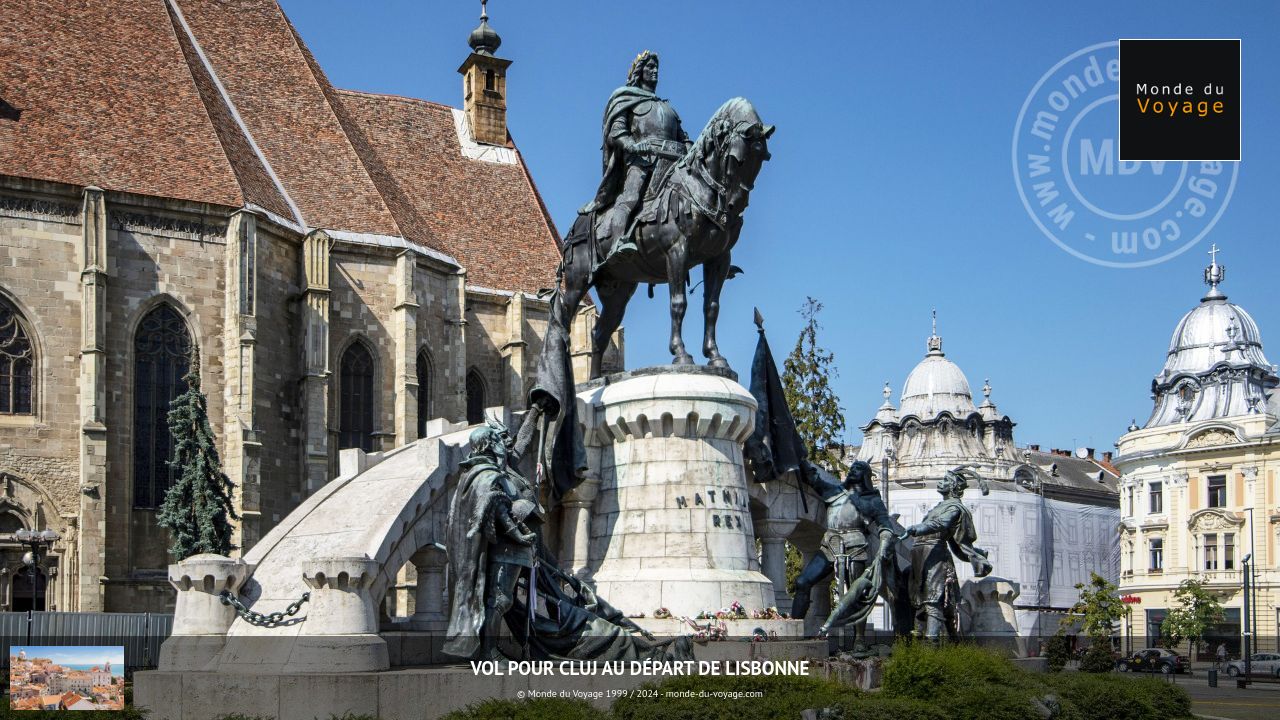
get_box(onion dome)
[468,0,501,56]
[1146,246,1277,427]
[899,314,977,419]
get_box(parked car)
[1224,653,1280,678]
[1115,648,1189,674]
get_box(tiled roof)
[334,90,561,293]
[0,0,561,294]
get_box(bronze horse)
[523,98,772,498]
[556,97,773,378]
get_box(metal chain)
[219,590,310,627]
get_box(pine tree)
[157,352,238,558]
[782,297,847,473]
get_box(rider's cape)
[582,85,659,214]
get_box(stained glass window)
[133,305,191,509]
[0,296,35,415]
[339,341,376,452]
[416,349,432,439]
[466,369,486,425]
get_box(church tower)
[458,0,511,146]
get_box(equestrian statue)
[521,50,774,500]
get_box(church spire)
[1202,243,1226,301]
[927,309,943,355]
[459,0,512,145]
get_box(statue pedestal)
[578,367,777,619]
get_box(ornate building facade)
[0,1,615,612]
[1116,252,1279,653]
[857,321,1120,638]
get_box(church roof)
[0,0,560,294]
[899,333,977,420]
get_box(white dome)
[1161,297,1269,380]
[1145,254,1278,427]
[899,336,977,419]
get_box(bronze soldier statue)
[900,466,993,643]
[444,418,542,661]
[791,461,897,650]
[584,50,692,265]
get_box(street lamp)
[1241,553,1252,685]
[14,527,59,643]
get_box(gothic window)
[416,349,432,439]
[133,305,191,509]
[0,511,24,534]
[1149,537,1164,572]
[1207,475,1227,507]
[0,295,35,415]
[1149,482,1163,514]
[339,341,376,452]
[466,369,486,425]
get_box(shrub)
[1047,674,1192,720]
[1078,642,1115,673]
[827,695,948,720]
[880,642,1051,720]
[610,672,860,720]
[440,698,608,720]
[1044,635,1072,673]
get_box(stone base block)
[284,635,390,673]
[158,635,226,672]
[592,567,775,619]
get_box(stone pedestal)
[160,554,253,671]
[962,575,1025,656]
[287,557,389,673]
[580,368,775,618]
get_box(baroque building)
[0,1,615,612]
[856,320,1120,639]
[1116,251,1279,653]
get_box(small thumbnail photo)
[8,646,126,711]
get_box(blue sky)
[279,1,1280,451]
[12,645,123,668]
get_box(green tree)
[782,297,847,473]
[157,353,239,558]
[1064,572,1131,639]
[1161,579,1224,660]
[1060,572,1130,672]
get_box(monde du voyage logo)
[1013,40,1240,268]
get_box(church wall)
[102,209,228,612]
[330,248,398,449]
[413,265,462,425]
[252,229,302,532]
[465,294,509,411]
[0,199,84,611]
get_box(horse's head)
[686,98,774,221]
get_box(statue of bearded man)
[583,50,692,265]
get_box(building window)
[1149,482,1163,514]
[1207,475,1227,507]
[416,349,432,439]
[1224,533,1234,570]
[485,69,496,92]
[338,341,375,452]
[1126,485,1134,516]
[133,305,191,509]
[1204,533,1218,570]
[1149,537,1164,572]
[0,295,35,415]
[0,512,24,534]
[465,369,486,425]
